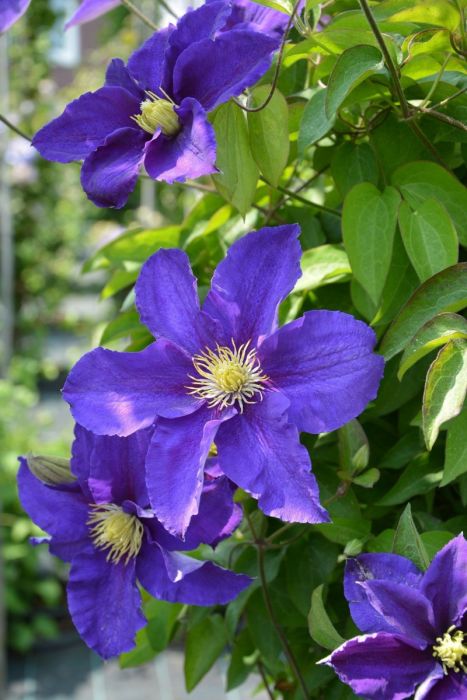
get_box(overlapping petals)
[33,1,277,207]
[0,0,31,33]
[64,224,384,535]
[17,427,250,658]
[321,535,467,700]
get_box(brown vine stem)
[413,106,467,134]
[234,0,302,114]
[260,177,341,217]
[121,0,158,30]
[244,509,311,700]
[257,660,275,700]
[0,113,31,141]
[358,0,451,170]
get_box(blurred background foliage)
[1,0,467,698]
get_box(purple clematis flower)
[32,1,277,208]
[320,535,467,699]
[0,0,31,32]
[63,224,384,536]
[17,425,250,659]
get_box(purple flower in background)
[17,426,250,658]
[0,0,31,32]
[32,1,277,208]
[65,0,120,28]
[63,224,384,536]
[320,535,467,699]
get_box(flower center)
[132,91,180,136]
[432,626,467,675]
[187,340,268,413]
[87,504,144,565]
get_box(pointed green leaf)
[423,339,467,450]
[441,407,467,485]
[378,455,442,505]
[338,419,369,477]
[398,313,467,380]
[298,89,334,154]
[398,199,458,282]
[294,244,351,292]
[392,504,430,571]
[353,468,380,488]
[392,161,467,245]
[342,184,400,304]
[325,45,383,117]
[184,614,228,691]
[247,85,290,187]
[308,585,345,651]
[331,142,379,197]
[380,264,467,359]
[212,102,259,216]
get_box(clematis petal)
[345,553,423,634]
[320,632,436,700]
[17,458,89,542]
[414,668,448,700]
[70,423,96,484]
[67,547,145,659]
[63,341,200,437]
[145,406,234,536]
[144,97,217,184]
[65,0,119,29]
[86,429,152,506]
[360,580,436,645]
[135,247,214,355]
[216,391,329,524]
[150,475,241,552]
[32,87,140,163]
[80,127,148,208]
[421,534,467,632]
[173,30,276,110]
[127,27,173,93]
[137,540,251,605]
[415,672,467,700]
[104,58,142,99]
[259,310,384,434]
[203,224,302,345]
[0,0,31,33]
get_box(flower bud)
[27,454,76,486]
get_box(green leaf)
[101,267,139,299]
[146,600,182,653]
[392,161,467,246]
[392,504,430,571]
[325,45,383,117]
[441,407,467,485]
[331,142,379,197]
[398,199,458,282]
[380,263,467,359]
[212,102,259,216]
[378,455,442,505]
[421,531,455,560]
[374,0,460,31]
[342,184,400,304]
[184,614,228,691]
[422,339,467,450]
[119,628,157,668]
[83,226,180,270]
[294,244,351,292]
[226,629,255,691]
[338,419,369,477]
[372,231,419,327]
[298,90,334,154]
[353,468,380,488]
[398,313,467,380]
[100,309,141,345]
[308,585,345,651]
[247,85,290,187]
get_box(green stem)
[257,660,275,700]
[121,0,158,30]
[245,510,311,700]
[261,177,340,217]
[0,113,31,141]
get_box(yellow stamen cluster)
[132,91,180,136]
[433,625,467,675]
[87,504,144,565]
[187,340,268,413]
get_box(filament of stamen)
[187,340,268,413]
[87,504,144,565]
[432,625,467,675]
